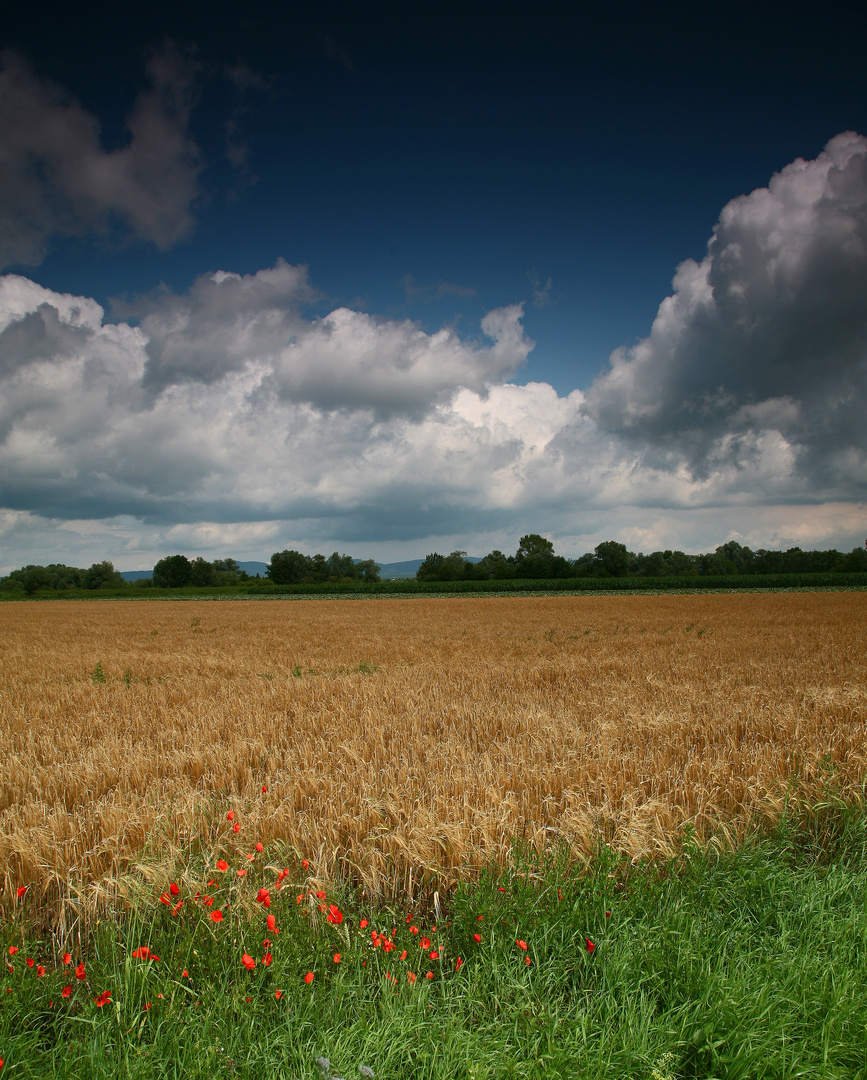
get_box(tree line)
[416,535,867,581]
[0,550,381,594]
[3,537,865,596]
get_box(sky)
[1,1,866,573]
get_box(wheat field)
[1,592,865,928]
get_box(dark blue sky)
[7,2,865,392]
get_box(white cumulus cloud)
[583,131,867,499]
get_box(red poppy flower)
[216,860,229,872]
[262,952,273,967]
[16,886,27,899]
[606,910,611,919]
[399,950,407,961]
[407,971,416,983]
[455,957,463,971]
[266,914,277,933]
[7,947,16,957]
[425,971,434,980]
[226,811,234,821]
[159,894,171,905]
[409,925,418,935]
[202,895,213,906]
[233,822,240,833]
[241,953,256,970]
[359,919,369,929]
[301,859,309,870]
[36,965,45,977]
[429,950,439,960]
[26,958,34,968]
[420,937,431,950]
[210,910,224,922]
[327,904,343,925]
[473,933,481,943]
[262,785,268,794]
[585,938,595,953]
[182,970,189,978]
[62,985,72,998]
[256,888,270,905]
[525,956,532,966]
[333,952,341,963]
[316,890,326,900]
[558,889,563,901]
[275,989,282,999]
[255,842,264,853]
[236,869,247,877]
[516,940,528,951]
[131,947,150,959]
[304,971,314,984]
[172,900,183,915]
[75,962,86,980]
[169,882,180,897]
[94,990,111,1007]
[63,952,71,964]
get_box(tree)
[354,559,381,583]
[152,555,193,588]
[84,561,124,589]
[476,550,514,579]
[592,541,630,577]
[189,557,217,587]
[416,553,446,581]
[267,550,310,585]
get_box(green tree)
[189,557,217,587]
[267,550,311,585]
[476,550,514,579]
[84,561,124,589]
[592,541,630,577]
[416,553,446,581]
[152,555,193,588]
[354,559,381,583]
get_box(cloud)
[0,44,201,268]
[583,131,867,499]
[137,261,530,417]
[528,267,553,307]
[140,260,315,391]
[3,127,867,574]
[399,274,477,303]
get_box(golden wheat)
[1,592,865,928]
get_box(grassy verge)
[2,802,866,1079]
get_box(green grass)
[3,571,867,601]
[3,803,867,1078]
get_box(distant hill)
[375,559,423,579]
[120,558,478,583]
[120,560,269,582]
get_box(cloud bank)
[0,134,865,569]
[583,131,867,500]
